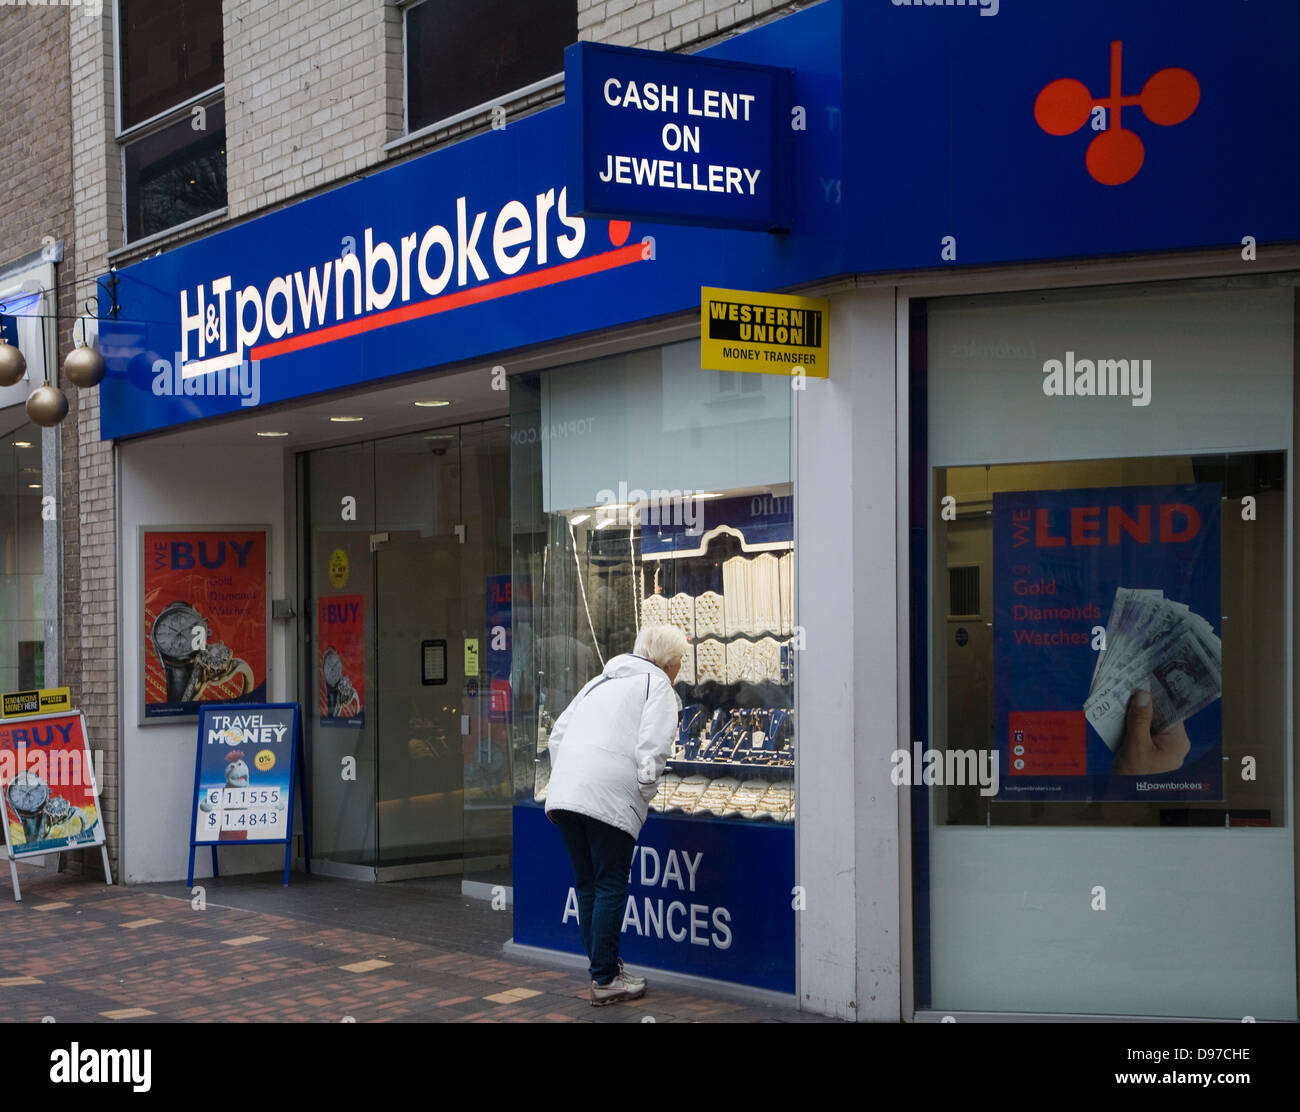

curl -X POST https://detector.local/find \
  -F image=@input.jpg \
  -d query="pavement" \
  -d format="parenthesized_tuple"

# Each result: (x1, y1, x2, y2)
(0, 865, 831, 1023)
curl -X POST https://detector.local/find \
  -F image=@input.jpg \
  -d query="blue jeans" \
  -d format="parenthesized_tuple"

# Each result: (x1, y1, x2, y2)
(551, 810, 636, 985)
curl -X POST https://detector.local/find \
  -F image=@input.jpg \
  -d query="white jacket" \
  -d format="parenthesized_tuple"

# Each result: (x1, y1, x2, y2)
(544, 653, 681, 839)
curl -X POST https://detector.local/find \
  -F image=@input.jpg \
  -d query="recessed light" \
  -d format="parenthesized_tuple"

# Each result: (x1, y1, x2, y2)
(27, 483, 40, 489)
(12, 441, 32, 448)
(329, 416, 364, 422)
(256, 431, 289, 437)
(413, 399, 451, 408)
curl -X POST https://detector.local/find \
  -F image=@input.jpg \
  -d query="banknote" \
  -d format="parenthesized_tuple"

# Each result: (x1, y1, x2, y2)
(1083, 587, 1223, 751)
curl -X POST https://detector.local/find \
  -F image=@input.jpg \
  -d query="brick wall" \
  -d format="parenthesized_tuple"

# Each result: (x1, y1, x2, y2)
(223, 0, 392, 217)
(70, 2, 120, 875)
(579, 0, 810, 51)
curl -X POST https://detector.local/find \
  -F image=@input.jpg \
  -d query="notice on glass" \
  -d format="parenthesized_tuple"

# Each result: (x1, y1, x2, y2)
(318, 595, 365, 728)
(992, 483, 1222, 802)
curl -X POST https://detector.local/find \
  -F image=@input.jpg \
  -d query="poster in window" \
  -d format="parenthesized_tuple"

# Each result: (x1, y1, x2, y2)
(142, 528, 268, 722)
(992, 483, 1222, 802)
(318, 595, 365, 728)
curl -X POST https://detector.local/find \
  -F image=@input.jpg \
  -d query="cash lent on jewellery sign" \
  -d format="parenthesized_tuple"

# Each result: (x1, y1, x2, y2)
(566, 41, 792, 230)
(2, 687, 72, 718)
(701, 287, 829, 377)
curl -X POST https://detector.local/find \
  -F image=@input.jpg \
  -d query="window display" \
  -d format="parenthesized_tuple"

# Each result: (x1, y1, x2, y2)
(510, 340, 795, 825)
(912, 275, 1298, 1020)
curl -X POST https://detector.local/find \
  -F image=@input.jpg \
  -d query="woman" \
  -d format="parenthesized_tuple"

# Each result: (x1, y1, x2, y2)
(545, 623, 687, 1005)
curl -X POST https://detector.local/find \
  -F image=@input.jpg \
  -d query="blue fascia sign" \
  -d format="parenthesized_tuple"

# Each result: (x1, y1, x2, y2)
(566, 41, 793, 231)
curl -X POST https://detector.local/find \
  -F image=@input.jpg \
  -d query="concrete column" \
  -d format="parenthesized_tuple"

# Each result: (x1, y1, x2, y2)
(796, 286, 901, 1021)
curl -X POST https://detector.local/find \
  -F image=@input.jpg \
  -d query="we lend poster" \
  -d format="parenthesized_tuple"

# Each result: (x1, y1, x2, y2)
(992, 483, 1222, 802)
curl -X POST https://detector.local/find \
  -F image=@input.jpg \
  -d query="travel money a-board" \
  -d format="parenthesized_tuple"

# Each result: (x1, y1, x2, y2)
(187, 703, 311, 887)
(0, 709, 113, 901)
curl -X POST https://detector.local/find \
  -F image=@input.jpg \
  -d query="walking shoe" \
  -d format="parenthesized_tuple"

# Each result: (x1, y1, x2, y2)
(616, 958, 646, 991)
(590, 973, 647, 1006)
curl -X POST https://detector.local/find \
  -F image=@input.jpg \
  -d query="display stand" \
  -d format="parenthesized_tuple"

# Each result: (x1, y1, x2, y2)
(186, 703, 312, 888)
(0, 710, 113, 902)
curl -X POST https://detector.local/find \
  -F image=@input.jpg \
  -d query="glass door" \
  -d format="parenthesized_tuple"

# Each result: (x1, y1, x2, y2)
(303, 419, 513, 880)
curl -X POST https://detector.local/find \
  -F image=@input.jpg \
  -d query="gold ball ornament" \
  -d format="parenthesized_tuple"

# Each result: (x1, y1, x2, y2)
(63, 342, 106, 388)
(26, 383, 68, 427)
(0, 338, 26, 387)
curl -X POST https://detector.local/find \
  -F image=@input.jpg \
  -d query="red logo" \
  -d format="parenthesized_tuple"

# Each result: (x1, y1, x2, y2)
(1035, 40, 1199, 185)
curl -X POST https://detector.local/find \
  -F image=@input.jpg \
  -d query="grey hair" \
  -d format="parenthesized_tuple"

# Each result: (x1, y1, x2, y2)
(634, 623, 689, 671)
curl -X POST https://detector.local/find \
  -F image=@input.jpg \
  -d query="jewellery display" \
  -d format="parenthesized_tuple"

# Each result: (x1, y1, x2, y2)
(665, 774, 710, 814)
(726, 639, 756, 683)
(723, 556, 751, 635)
(651, 771, 683, 811)
(694, 591, 726, 638)
(667, 592, 694, 634)
(676, 642, 696, 686)
(721, 778, 772, 820)
(641, 593, 669, 626)
(539, 497, 796, 825)
(694, 777, 741, 817)
(755, 781, 795, 823)
(694, 638, 726, 684)
(779, 552, 794, 635)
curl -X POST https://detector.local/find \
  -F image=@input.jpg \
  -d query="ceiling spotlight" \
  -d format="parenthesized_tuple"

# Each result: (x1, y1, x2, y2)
(329, 415, 364, 422)
(413, 399, 451, 408)
(12, 441, 32, 448)
(256, 431, 289, 437)
(27, 483, 40, 489)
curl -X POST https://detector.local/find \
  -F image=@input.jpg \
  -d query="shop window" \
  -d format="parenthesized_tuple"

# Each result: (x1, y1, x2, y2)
(511, 341, 796, 826)
(910, 276, 1299, 1020)
(0, 423, 45, 694)
(403, 0, 575, 133)
(117, 0, 226, 241)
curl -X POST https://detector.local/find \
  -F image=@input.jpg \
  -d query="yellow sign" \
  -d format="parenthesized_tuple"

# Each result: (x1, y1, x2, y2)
(1, 687, 72, 718)
(701, 286, 829, 377)
(464, 639, 480, 676)
(328, 548, 349, 589)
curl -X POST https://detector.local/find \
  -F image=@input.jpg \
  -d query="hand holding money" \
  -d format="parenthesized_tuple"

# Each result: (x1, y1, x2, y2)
(1083, 586, 1222, 751)
(1112, 689, 1190, 775)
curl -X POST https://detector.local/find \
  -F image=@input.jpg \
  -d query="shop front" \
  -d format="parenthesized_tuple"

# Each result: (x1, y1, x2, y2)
(92, 0, 1300, 1018)
(95, 0, 843, 1000)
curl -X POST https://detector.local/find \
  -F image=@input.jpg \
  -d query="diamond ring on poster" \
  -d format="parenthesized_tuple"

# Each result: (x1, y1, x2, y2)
(0, 710, 113, 902)
(187, 703, 313, 888)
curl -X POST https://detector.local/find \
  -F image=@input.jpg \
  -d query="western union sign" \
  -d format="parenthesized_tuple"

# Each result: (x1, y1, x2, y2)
(1, 686, 72, 718)
(701, 286, 829, 377)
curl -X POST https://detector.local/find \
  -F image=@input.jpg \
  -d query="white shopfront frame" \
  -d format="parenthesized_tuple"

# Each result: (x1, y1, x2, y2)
(888, 245, 1300, 1023)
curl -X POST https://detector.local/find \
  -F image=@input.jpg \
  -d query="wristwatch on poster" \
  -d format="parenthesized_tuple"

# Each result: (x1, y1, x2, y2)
(152, 601, 255, 704)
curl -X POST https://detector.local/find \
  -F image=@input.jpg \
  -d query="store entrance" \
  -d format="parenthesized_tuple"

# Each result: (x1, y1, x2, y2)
(301, 419, 513, 881)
